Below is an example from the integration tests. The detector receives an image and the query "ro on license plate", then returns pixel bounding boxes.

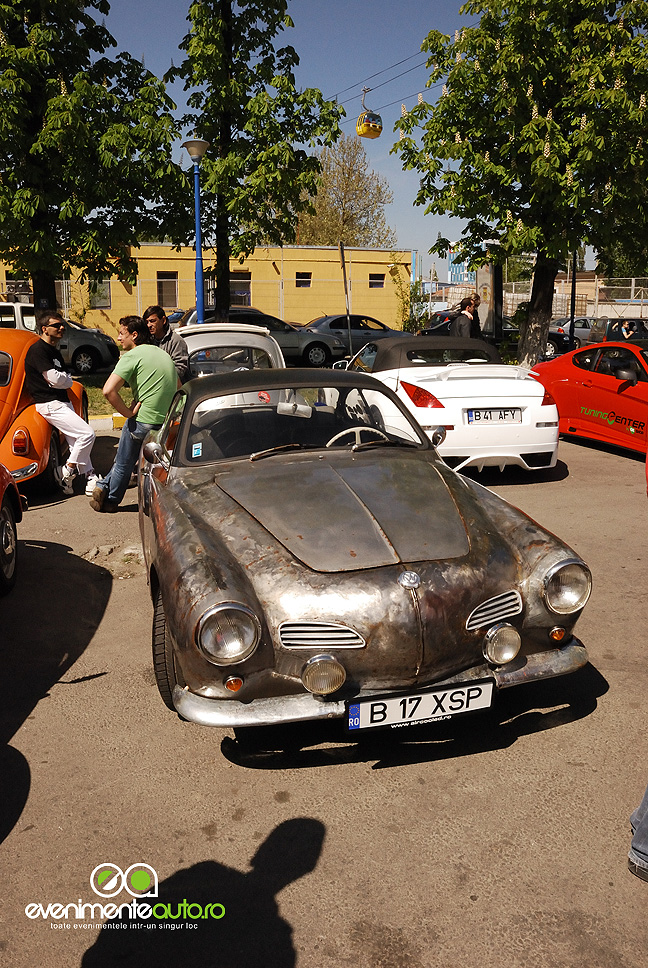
[467,408,522,423]
[346,679,494,731]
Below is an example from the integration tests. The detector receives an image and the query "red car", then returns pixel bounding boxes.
[0,329,89,489]
[532,341,648,455]
[0,461,23,594]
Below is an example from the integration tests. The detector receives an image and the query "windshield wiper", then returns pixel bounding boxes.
[249,443,303,461]
[352,439,420,452]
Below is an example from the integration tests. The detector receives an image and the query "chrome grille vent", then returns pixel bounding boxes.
[466,590,523,631]
[278,622,365,649]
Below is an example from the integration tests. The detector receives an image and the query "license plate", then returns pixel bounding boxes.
[346,679,494,731]
[467,408,522,423]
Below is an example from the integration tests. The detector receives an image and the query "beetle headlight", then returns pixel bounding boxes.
[543,560,592,615]
[195,603,261,665]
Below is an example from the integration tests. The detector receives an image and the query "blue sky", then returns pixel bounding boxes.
[106,0,475,276]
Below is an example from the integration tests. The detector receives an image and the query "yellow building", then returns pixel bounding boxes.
[0,244,413,336]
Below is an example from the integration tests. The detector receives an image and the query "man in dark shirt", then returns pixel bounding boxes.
[24,311,97,495]
[143,305,188,382]
[448,297,475,339]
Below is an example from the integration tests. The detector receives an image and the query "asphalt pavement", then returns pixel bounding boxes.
[1,432,647,968]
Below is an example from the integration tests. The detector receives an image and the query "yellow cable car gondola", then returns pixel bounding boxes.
[356,87,382,139]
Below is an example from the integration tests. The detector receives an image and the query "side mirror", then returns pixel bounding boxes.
[615,367,638,386]
[431,426,447,448]
[332,359,348,370]
[143,440,169,467]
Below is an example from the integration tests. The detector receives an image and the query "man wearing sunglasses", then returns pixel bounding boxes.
[24,310,97,495]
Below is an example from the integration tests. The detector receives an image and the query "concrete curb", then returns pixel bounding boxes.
[89,414,126,431]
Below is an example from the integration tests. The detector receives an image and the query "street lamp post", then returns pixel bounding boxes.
[182,138,210,325]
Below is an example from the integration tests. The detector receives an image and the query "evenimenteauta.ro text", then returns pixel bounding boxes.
[25,899,225,921]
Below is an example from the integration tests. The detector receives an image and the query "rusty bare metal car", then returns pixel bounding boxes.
[138,369,591,735]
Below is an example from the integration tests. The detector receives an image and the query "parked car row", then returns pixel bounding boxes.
[0,302,119,373]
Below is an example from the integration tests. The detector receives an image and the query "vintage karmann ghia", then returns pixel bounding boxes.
[139,369,591,734]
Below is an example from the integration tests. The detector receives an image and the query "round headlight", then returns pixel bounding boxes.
[301,655,346,695]
[195,604,261,665]
[543,560,592,615]
[483,623,521,665]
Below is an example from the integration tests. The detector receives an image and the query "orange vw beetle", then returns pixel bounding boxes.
[0,329,89,490]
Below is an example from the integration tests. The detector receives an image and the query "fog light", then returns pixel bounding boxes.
[301,654,346,695]
[224,676,244,692]
[483,623,521,665]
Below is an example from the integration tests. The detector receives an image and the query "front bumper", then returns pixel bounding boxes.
[172,639,588,728]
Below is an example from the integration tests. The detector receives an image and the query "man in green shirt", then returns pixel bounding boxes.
[90,316,178,513]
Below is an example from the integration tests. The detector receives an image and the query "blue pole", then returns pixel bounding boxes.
[193,161,205,325]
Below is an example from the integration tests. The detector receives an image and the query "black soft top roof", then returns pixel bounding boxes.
[182,366,393,406]
[369,337,502,372]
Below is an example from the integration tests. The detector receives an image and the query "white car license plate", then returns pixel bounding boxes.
[467,408,522,423]
[346,679,494,731]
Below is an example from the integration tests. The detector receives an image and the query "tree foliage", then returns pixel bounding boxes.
[0,0,184,309]
[597,240,648,277]
[297,134,396,248]
[395,1,648,365]
[170,0,342,319]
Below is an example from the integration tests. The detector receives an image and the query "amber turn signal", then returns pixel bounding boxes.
[224,676,244,692]
[549,627,567,642]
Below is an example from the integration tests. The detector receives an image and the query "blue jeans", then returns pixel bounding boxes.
[630,784,648,870]
[98,417,160,506]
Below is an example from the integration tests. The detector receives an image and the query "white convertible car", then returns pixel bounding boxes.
[343,337,559,472]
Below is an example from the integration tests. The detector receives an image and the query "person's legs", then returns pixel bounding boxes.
[92,418,158,509]
[629,784,648,878]
[35,401,96,475]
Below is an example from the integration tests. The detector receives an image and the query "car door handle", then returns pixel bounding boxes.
[582,380,593,388]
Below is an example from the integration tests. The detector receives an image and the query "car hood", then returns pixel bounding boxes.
[212,453,470,572]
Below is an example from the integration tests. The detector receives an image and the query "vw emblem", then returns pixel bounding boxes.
[399,571,421,589]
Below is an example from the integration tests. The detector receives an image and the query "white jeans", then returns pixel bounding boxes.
[35,400,95,475]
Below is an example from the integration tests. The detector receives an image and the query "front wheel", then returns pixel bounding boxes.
[303,342,331,367]
[152,587,181,710]
[72,348,98,374]
[0,498,17,595]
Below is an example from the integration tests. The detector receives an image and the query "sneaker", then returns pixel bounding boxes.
[628,858,648,883]
[85,472,100,497]
[89,485,106,512]
[59,464,78,496]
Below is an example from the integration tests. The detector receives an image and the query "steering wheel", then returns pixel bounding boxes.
[326,426,389,448]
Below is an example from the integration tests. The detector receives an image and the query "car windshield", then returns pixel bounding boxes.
[184,383,426,464]
[187,345,273,378]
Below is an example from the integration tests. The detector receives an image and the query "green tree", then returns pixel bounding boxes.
[597,240,648,277]
[395,1,648,365]
[297,133,396,247]
[171,0,342,321]
[0,0,183,311]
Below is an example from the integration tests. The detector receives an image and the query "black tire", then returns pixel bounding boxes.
[72,347,99,375]
[41,431,62,493]
[544,339,559,360]
[302,342,331,367]
[152,587,181,710]
[0,497,18,595]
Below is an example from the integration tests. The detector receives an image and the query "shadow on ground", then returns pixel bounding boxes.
[220,663,608,772]
[81,819,325,968]
[0,539,112,843]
